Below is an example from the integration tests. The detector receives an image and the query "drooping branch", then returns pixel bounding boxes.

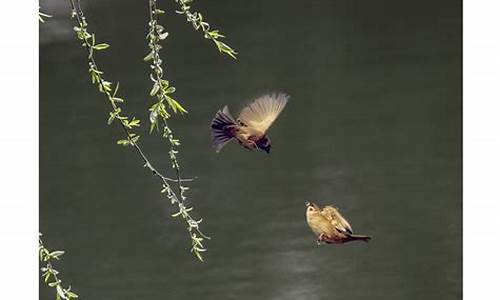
[145,0,209,261]
[143,0,240,260]
[68,0,208,261]
[175,0,237,59]
[146,0,188,196]
[39,233,79,300]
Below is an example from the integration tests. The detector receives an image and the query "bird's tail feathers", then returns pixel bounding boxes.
[211,106,236,153]
[347,234,371,242]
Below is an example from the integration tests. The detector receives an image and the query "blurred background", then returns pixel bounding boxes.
[39,0,461,299]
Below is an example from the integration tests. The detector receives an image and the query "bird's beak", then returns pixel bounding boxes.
[306,201,318,209]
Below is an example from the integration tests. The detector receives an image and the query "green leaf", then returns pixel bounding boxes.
[164,86,176,94]
[93,43,110,50]
[149,121,158,133]
[149,109,159,133]
[215,41,237,59]
[160,185,168,193]
[107,113,116,125]
[43,271,51,282]
[49,250,65,259]
[194,246,207,252]
[112,97,124,103]
[128,118,141,128]
[208,30,225,39]
[117,139,131,146]
[143,51,154,62]
[166,96,188,114]
[159,32,169,40]
[150,83,160,96]
[158,102,170,119]
[160,79,170,88]
[99,81,113,93]
[56,285,66,299]
[155,25,165,33]
[113,81,120,97]
[48,280,61,287]
[194,249,204,262]
[90,71,98,84]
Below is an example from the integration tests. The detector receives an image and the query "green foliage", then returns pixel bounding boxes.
[175,0,237,59]
[72,15,141,148]
[39,234,79,300]
[117,133,140,146]
[146,0,209,261]
[69,0,209,261]
[62,0,238,264]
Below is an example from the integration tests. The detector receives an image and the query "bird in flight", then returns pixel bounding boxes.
[210,93,289,153]
[305,202,371,244]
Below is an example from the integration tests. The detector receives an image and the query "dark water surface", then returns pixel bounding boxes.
[40,1,462,299]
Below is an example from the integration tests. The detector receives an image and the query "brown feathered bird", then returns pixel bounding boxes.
[305,202,371,244]
[210,93,289,153]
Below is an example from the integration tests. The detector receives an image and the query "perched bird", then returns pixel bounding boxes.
[305,201,371,244]
[210,93,289,153]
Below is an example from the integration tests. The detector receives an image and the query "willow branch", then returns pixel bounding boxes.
[175,0,237,59]
[68,0,208,261]
[145,0,209,261]
[39,233,79,300]
[146,0,188,197]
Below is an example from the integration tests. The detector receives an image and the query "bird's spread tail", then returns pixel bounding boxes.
[211,106,237,152]
[347,234,371,243]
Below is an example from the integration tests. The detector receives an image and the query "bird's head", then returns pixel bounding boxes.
[305,201,320,214]
[257,136,271,154]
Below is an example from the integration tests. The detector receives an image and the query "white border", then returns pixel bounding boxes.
[463,1,500,299]
[0,1,39,298]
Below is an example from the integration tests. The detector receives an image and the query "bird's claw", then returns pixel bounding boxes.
[316,233,325,245]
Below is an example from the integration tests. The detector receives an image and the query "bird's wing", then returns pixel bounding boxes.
[237,93,289,134]
[321,206,353,234]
